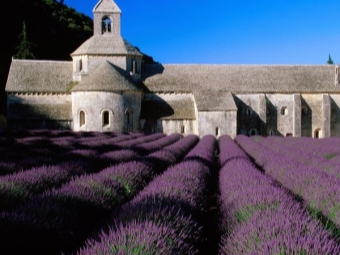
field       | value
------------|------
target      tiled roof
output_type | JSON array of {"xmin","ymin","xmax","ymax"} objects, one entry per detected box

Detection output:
[
  {"xmin": 6, "ymin": 60, "xmax": 72, "ymax": 93},
  {"xmin": 143, "ymin": 64, "xmax": 339, "ymax": 93},
  {"xmin": 194, "ymin": 91, "xmax": 237, "ymax": 111},
  {"xmin": 72, "ymin": 60, "xmax": 142, "ymax": 92},
  {"xmin": 71, "ymin": 36, "xmax": 142, "ymax": 56},
  {"xmin": 140, "ymin": 94, "xmax": 196, "ymax": 120}
]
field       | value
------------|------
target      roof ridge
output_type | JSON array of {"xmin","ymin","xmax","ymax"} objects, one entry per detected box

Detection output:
[{"xmin": 12, "ymin": 59, "xmax": 72, "ymax": 64}]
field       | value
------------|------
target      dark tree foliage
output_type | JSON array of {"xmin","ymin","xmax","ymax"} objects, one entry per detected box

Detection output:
[
  {"xmin": 14, "ymin": 22, "xmax": 35, "ymax": 60},
  {"xmin": 0, "ymin": 0, "xmax": 93, "ymax": 114},
  {"xmin": 327, "ymin": 54, "xmax": 334, "ymax": 65}
]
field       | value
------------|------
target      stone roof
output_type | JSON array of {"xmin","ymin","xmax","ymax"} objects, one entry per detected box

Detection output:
[
  {"xmin": 71, "ymin": 36, "xmax": 142, "ymax": 56},
  {"xmin": 143, "ymin": 64, "xmax": 340, "ymax": 93},
  {"xmin": 194, "ymin": 91, "xmax": 237, "ymax": 111},
  {"xmin": 72, "ymin": 60, "xmax": 142, "ymax": 92},
  {"xmin": 140, "ymin": 94, "xmax": 196, "ymax": 120},
  {"xmin": 6, "ymin": 60, "xmax": 72, "ymax": 93},
  {"xmin": 7, "ymin": 103, "xmax": 72, "ymax": 120},
  {"xmin": 94, "ymin": 0, "xmax": 121, "ymax": 13}
]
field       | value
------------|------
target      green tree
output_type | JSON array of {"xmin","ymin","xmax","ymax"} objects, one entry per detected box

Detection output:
[
  {"xmin": 327, "ymin": 54, "xmax": 334, "ymax": 65},
  {"xmin": 14, "ymin": 21, "xmax": 35, "ymax": 59}
]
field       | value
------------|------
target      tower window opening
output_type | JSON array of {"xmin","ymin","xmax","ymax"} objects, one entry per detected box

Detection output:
[
  {"xmin": 181, "ymin": 125, "xmax": 186, "ymax": 134},
  {"xmin": 102, "ymin": 111, "xmax": 109, "ymax": 126},
  {"xmin": 102, "ymin": 17, "xmax": 112, "ymax": 34},
  {"xmin": 80, "ymin": 111, "xmax": 85, "ymax": 127},
  {"xmin": 76, "ymin": 59, "xmax": 82, "ymax": 72}
]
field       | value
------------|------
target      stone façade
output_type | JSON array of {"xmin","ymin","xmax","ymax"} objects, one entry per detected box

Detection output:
[{"xmin": 5, "ymin": 0, "xmax": 340, "ymax": 138}]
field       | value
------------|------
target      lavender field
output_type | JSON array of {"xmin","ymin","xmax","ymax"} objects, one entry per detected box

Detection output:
[{"xmin": 0, "ymin": 130, "xmax": 339, "ymax": 255}]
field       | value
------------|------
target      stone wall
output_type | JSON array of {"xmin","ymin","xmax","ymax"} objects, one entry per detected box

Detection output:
[
  {"xmin": 161, "ymin": 120, "xmax": 196, "ymax": 135},
  {"xmin": 234, "ymin": 94, "xmax": 266, "ymax": 136},
  {"xmin": 72, "ymin": 91, "xmax": 142, "ymax": 132},
  {"xmin": 265, "ymin": 94, "xmax": 295, "ymax": 136},
  {"xmin": 198, "ymin": 111, "xmax": 237, "ymax": 138},
  {"xmin": 330, "ymin": 94, "xmax": 340, "ymax": 136},
  {"xmin": 93, "ymin": 13, "xmax": 120, "ymax": 36},
  {"xmin": 7, "ymin": 94, "xmax": 72, "ymax": 130},
  {"xmin": 301, "ymin": 94, "xmax": 324, "ymax": 137}
]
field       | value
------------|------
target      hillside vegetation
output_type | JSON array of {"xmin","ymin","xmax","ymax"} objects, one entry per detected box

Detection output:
[{"xmin": 0, "ymin": 0, "xmax": 93, "ymax": 115}]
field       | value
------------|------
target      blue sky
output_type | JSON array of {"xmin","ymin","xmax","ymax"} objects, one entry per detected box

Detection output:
[{"xmin": 65, "ymin": 0, "xmax": 340, "ymax": 64}]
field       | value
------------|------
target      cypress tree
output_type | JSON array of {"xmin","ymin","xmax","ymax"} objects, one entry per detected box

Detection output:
[
  {"xmin": 14, "ymin": 21, "xmax": 35, "ymax": 59},
  {"xmin": 327, "ymin": 54, "xmax": 334, "ymax": 65}
]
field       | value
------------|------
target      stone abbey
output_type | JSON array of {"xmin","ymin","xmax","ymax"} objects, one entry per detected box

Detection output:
[{"xmin": 5, "ymin": 0, "xmax": 340, "ymax": 138}]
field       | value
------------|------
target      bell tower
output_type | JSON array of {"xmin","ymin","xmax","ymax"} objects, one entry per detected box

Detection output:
[{"xmin": 93, "ymin": 0, "xmax": 121, "ymax": 37}]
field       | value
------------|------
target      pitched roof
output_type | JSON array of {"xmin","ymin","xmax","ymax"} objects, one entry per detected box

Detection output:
[
  {"xmin": 71, "ymin": 36, "xmax": 142, "ymax": 56},
  {"xmin": 143, "ymin": 64, "xmax": 339, "ymax": 93},
  {"xmin": 72, "ymin": 60, "xmax": 141, "ymax": 92},
  {"xmin": 94, "ymin": 0, "xmax": 121, "ymax": 13},
  {"xmin": 140, "ymin": 94, "xmax": 196, "ymax": 120},
  {"xmin": 194, "ymin": 91, "xmax": 237, "ymax": 111},
  {"xmin": 6, "ymin": 60, "xmax": 73, "ymax": 93}
]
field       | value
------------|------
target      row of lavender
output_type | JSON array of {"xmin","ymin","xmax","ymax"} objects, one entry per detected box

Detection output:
[
  {"xmin": 0, "ymin": 133, "xmax": 184, "ymax": 212},
  {"xmin": 235, "ymin": 135, "xmax": 340, "ymax": 229},
  {"xmin": 0, "ymin": 131, "xmax": 169, "ymax": 175},
  {"xmin": 218, "ymin": 135, "xmax": 340, "ymax": 254},
  {"xmin": 77, "ymin": 135, "xmax": 217, "ymax": 254},
  {"xmin": 1, "ymin": 131, "xmax": 339, "ymax": 254},
  {"xmin": 256, "ymin": 136, "xmax": 340, "ymax": 179},
  {"xmin": 0, "ymin": 134, "xmax": 200, "ymax": 254}
]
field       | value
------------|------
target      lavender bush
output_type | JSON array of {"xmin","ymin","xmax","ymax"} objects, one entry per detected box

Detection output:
[
  {"xmin": 219, "ymin": 135, "xmax": 340, "ymax": 254},
  {"xmin": 77, "ymin": 135, "xmax": 216, "ymax": 255},
  {"xmin": 235, "ymin": 135, "xmax": 340, "ymax": 228},
  {"xmin": 0, "ymin": 134, "xmax": 199, "ymax": 255}
]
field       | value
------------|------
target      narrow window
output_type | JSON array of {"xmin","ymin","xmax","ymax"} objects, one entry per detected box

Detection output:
[
  {"xmin": 215, "ymin": 127, "xmax": 220, "ymax": 136},
  {"xmin": 126, "ymin": 109, "xmax": 133, "ymax": 125},
  {"xmin": 314, "ymin": 129, "xmax": 322, "ymax": 138},
  {"xmin": 281, "ymin": 107, "xmax": 288, "ymax": 115},
  {"xmin": 246, "ymin": 108, "xmax": 253, "ymax": 116},
  {"xmin": 302, "ymin": 107, "xmax": 308, "ymax": 116},
  {"xmin": 80, "ymin": 111, "xmax": 85, "ymax": 127},
  {"xmin": 103, "ymin": 111, "xmax": 109, "ymax": 127},
  {"xmin": 181, "ymin": 125, "xmax": 185, "ymax": 134},
  {"xmin": 76, "ymin": 59, "xmax": 82, "ymax": 72},
  {"xmin": 269, "ymin": 129, "xmax": 275, "ymax": 136}
]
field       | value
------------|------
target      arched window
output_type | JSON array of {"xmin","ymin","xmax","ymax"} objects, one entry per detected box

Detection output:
[
  {"xmin": 246, "ymin": 107, "xmax": 253, "ymax": 116},
  {"xmin": 79, "ymin": 110, "xmax": 85, "ymax": 127},
  {"xmin": 281, "ymin": 107, "xmax": 288, "ymax": 115},
  {"xmin": 314, "ymin": 128, "xmax": 322, "ymax": 138},
  {"xmin": 302, "ymin": 106, "xmax": 308, "ymax": 116},
  {"xmin": 102, "ymin": 17, "xmax": 112, "ymax": 34},
  {"xmin": 181, "ymin": 125, "xmax": 186, "ymax": 134},
  {"xmin": 249, "ymin": 129, "xmax": 258, "ymax": 136},
  {"xmin": 125, "ymin": 109, "xmax": 133, "ymax": 125},
  {"xmin": 269, "ymin": 129, "xmax": 275, "ymax": 136},
  {"xmin": 76, "ymin": 59, "xmax": 82, "ymax": 72},
  {"xmin": 102, "ymin": 111, "xmax": 110, "ymax": 127}
]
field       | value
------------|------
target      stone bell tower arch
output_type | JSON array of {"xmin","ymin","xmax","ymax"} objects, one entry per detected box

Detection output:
[{"xmin": 93, "ymin": 0, "xmax": 121, "ymax": 37}]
